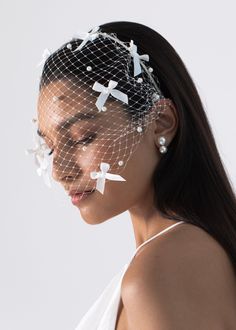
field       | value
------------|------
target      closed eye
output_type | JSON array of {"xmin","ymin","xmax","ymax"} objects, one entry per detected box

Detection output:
[
  {"xmin": 72, "ymin": 133, "xmax": 96, "ymax": 146},
  {"xmin": 47, "ymin": 133, "xmax": 96, "ymax": 156}
]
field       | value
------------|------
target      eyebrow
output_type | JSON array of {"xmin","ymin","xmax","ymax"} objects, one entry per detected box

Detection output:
[{"xmin": 37, "ymin": 112, "xmax": 98, "ymax": 137}]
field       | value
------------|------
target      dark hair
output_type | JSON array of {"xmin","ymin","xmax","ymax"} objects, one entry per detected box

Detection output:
[{"xmin": 40, "ymin": 21, "xmax": 236, "ymax": 272}]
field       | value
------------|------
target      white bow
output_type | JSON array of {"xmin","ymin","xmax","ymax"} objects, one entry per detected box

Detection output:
[
  {"xmin": 92, "ymin": 80, "xmax": 128, "ymax": 112},
  {"xmin": 37, "ymin": 48, "xmax": 51, "ymax": 67},
  {"xmin": 36, "ymin": 157, "xmax": 51, "ymax": 188},
  {"xmin": 73, "ymin": 26, "xmax": 100, "ymax": 51},
  {"xmin": 129, "ymin": 40, "xmax": 149, "ymax": 77},
  {"xmin": 25, "ymin": 134, "xmax": 51, "ymax": 188},
  {"xmin": 90, "ymin": 162, "xmax": 126, "ymax": 194}
]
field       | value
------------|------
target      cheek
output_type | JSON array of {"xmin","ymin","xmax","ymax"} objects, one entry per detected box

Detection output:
[
  {"xmin": 117, "ymin": 141, "xmax": 159, "ymax": 203},
  {"xmin": 74, "ymin": 144, "xmax": 113, "ymax": 179},
  {"xmin": 75, "ymin": 136, "xmax": 158, "ymax": 222},
  {"xmin": 85, "ymin": 145, "xmax": 157, "ymax": 209},
  {"xmin": 79, "ymin": 154, "xmax": 156, "ymax": 224},
  {"xmin": 126, "ymin": 162, "xmax": 153, "ymax": 198},
  {"xmin": 74, "ymin": 136, "xmax": 125, "ymax": 172},
  {"xmin": 79, "ymin": 180, "xmax": 132, "ymax": 224}
]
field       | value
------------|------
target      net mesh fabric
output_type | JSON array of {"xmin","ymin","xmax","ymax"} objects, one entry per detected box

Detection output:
[{"xmin": 26, "ymin": 26, "xmax": 170, "ymax": 198}]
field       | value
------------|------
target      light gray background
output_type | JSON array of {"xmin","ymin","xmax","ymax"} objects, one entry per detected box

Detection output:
[{"xmin": 1, "ymin": 0, "xmax": 235, "ymax": 329}]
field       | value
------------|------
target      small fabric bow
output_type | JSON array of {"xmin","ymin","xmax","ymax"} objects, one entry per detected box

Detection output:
[
  {"xmin": 90, "ymin": 162, "xmax": 126, "ymax": 194},
  {"xmin": 37, "ymin": 48, "xmax": 51, "ymax": 67},
  {"xmin": 36, "ymin": 157, "xmax": 51, "ymax": 188},
  {"xmin": 92, "ymin": 80, "xmax": 128, "ymax": 112},
  {"xmin": 25, "ymin": 134, "xmax": 51, "ymax": 187},
  {"xmin": 129, "ymin": 40, "xmax": 149, "ymax": 77},
  {"xmin": 73, "ymin": 26, "xmax": 100, "ymax": 51}
]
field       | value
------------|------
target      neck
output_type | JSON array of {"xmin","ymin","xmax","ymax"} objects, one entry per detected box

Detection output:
[{"xmin": 128, "ymin": 188, "xmax": 180, "ymax": 249}]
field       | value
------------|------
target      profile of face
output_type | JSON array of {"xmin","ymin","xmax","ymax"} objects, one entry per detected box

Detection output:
[{"xmin": 37, "ymin": 79, "xmax": 177, "ymax": 224}]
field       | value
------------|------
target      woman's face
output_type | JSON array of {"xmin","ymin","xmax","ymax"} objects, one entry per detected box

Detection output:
[{"xmin": 37, "ymin": 79, "xmax": 162, "ymax": 224}]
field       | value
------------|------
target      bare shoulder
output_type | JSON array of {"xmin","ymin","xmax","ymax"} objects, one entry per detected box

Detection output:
[{"xmin": 121, "ymin": 222, "xmax": 236, "ymax": 329}]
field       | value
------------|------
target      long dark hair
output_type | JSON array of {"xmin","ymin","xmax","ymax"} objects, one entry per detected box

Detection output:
[{"xmin": 40, "ymin": 21, "xmax": 236, "ymax": 272}]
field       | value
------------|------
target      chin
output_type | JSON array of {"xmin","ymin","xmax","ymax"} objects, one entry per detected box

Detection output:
[
  {"xmin": 79, "ymin": 210, "xmax": 111, "ymax": 225},
  {"xmin": 74, "ymin": 188, "xmax": 130, "ymax": 224},
  {"xmin": 76, "ymin": 201, "xmax": 109, "ymax": 224},
  {"xmin": 78, "ymin": 201, "xmax": 125, "ymax": 225}
]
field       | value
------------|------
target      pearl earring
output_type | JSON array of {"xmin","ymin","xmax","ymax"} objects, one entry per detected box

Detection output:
[{"xmin": 158, "ymin": 136, "xmax": 167, "ymax": 153}]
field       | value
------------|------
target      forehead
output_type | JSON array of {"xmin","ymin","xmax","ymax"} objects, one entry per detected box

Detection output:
[
  {"xmin": 37, "ymin": 79, "xmax": 127, "ymax": 135},
  {"xmin": 37, "ymin": 80, "xmax": 100, "ymax": 132},
  {"xmin": 38, "ymin": 79, "xmax": 94, "ymax": 117}
]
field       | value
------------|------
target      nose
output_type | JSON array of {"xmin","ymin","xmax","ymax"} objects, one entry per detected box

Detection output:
[{"xmin": 51, "ymin": 154, "xmax": 82, "ymax": 183}]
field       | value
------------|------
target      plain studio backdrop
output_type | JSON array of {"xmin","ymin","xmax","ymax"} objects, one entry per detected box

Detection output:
[{"xmin": 0, "ymin": 0, "xmax": 235, "ymax": 329}]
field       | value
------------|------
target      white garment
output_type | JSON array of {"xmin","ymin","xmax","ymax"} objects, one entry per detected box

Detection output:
[{"xmin": 75, "ymin": 220, "xmax": 185, "ymax": 330}]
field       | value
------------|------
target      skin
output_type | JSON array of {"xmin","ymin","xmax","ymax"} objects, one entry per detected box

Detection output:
[
  {"xmin": 119, "ymin": 223, "xmax": 236, "ymax": 329},
  {"xmin": 38, "ymin": 79, "xmax": 236, "ymax": 329},
  {"xmin": 37, "ymin": 79, "xmax": 180, "ymax": 246}
]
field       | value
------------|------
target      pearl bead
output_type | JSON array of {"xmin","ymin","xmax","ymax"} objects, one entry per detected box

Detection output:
[
  {"xmin": 158, "ymin": 136, "xmax": 166, "ymax": 145},
  {"xmin": 148, "ymin": 67, "xmax": 153, "ymax": 72},
  {"xmin": 101, "ymin": 106, "xmax": 107, "ymax": 112},
  {"xmin": 160, "ymin": 146, "xmax": 167, "ymax": 153},
  {"xmin": 52, "ymin": 96, "xmax": 58, "ymax": 102},
  {"xmin": 152, "ymin": 93, "xmax": 160, "ymax": 101},
  {"xmin": 66, "ymin": 43, "xmax": 72, "ymax": 49},
  {"xmin": 118, "ymin": 160, "xmax": 124, "ymax": 166},
  {"xmin": 82, "ymin": 146, "xmax": 87, "ymax": 151},
  {"xmin": 137, "ymin": 126, "xmax": 142, "ymax": 133},
  {"xmin": 137, "ymin": 77, "xmax": 143, "ymax": 83},
  {"xmin": 86, "ymin": 66, "xmax": 92, "ymax": 71}
]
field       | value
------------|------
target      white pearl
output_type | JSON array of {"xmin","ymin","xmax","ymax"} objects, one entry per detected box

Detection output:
[
  {"xmin": 82, "ymin": 146, "xmax": 87, "ymax": 151},
  {"xmin": 67, "ymin": 43, "xmax": 72, "ymax": 49},
  {"xmin": 160, "ymin": 145, "xmax": 167, "ymax": 153},
  {"xmin": 137, "ymin": 126, "xmax": 143, "ymax": 133},
  {"xmin": 148, "ymin": 67, "xmax": 153, "ymax": 72},
  {"xmin": 101, "ymin": 106, "xmax": 107, "ymax": 112},
  {"xmin": 137, "ymin": 77, "xmax": 143, "ymax": 83},
  {"xmin": 152, "ymin": 93, "xmax": 160, "ymax": 101},
  {"xmin": 52, "ymin": 96, "xmax": 58, "ymax": 102},
  {"xmin": 86, "ymin": 66, "xmax": 92, "ymax": 71},
  {"xmin": 158, "ymin": 136, "xmax": 166, "ymax": 145},
  {"xmin": 118, "ymin": 160, "xmax": 124, "ymax": 166}
]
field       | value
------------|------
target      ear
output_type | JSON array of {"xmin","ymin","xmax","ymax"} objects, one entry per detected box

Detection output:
[{"xmin": 151, "ymin": 98, "xmax": 179, "ymax": 150}]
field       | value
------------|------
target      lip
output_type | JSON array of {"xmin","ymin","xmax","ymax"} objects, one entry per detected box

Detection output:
[
  {"xmin": 68, "ymin": 188, "xmax": 95, "ymax": 196},
  {"xmin": 69, "ymin": 188, "xmax": 96, "ymax": 206}
]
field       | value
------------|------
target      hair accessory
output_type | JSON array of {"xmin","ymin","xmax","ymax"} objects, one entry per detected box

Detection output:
[
  {"xmin": 26, "ymin": 25, "xmax": 170, "ymax": 196},
  {"xmin": 90, "ymin": 162, "xmax": 126, "ymax": 194},
  {"xmin": 25, "ymin": 131, "xmax": 52, "ymax": 187},
  {"xmin": 73, "ymin": 26, "xmax": 100, "ymax": 51},
  {"xmin": 37, "ymin": 48, "xmax": 51, "ymax": 68},
  {"xmin": 92, "ymin": 80, "xmax": 128, "ymax": 112},
  {"xmin": 128, "ymin": 40, "xmax": 149, "ymax": 76}
]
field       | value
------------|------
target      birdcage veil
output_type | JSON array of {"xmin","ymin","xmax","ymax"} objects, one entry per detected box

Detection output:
[{"xmin": 26, "ymin": 25, "xmax": 170, "ymax": 201}]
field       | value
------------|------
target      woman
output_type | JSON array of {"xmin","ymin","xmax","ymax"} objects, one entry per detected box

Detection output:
[{"xmin": 30, "ymin": 21, "xmax": 236, "ymax": 329}]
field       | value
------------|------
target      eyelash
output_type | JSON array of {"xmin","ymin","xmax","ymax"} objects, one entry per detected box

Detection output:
[{"xmin": 47, "ymin": 134, "xmax": 96, "ymax": 156}]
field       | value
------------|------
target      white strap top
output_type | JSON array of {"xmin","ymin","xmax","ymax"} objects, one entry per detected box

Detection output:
[{"xmin": 75, "ymin": 220, "xmax": 185, "ymax": 330}]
